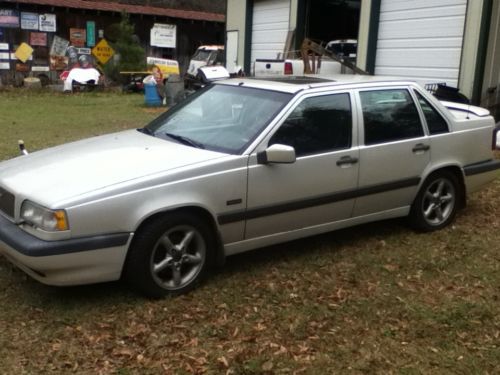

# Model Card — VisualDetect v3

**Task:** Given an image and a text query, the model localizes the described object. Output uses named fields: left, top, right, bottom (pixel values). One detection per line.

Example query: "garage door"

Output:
left=251, top=0, right=291, bottom=62
left=375, top=0, right=467, bottom=87
left=482, top=0, right=500, bottom=119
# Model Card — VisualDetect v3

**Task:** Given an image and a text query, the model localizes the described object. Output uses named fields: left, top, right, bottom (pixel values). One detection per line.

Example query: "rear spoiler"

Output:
left=440, top=101, right=491, bottom=117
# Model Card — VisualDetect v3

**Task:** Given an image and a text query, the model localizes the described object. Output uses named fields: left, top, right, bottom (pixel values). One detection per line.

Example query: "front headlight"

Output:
left=20, top=201, right=69, bottom=232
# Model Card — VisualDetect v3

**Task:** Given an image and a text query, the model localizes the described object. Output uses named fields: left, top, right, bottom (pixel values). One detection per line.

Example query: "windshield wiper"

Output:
left=165, top=132, right=205, bottom=149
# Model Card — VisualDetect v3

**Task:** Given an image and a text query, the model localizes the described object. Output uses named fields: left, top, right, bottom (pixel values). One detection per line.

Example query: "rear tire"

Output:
left=410, top=171, right=460, bottom=232
left=124, top=212, right=214, bottom=298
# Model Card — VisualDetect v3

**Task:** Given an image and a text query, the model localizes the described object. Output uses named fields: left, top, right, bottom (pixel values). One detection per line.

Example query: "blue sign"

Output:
left=86, top=21, right=95, bottom=47
left=21, top=12, right=39, bottom=30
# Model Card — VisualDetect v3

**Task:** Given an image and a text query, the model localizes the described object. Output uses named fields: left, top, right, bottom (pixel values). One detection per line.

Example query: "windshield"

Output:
left=191, top=49, right=212, bottom=61
left=145, top=84, right=292, bottom=154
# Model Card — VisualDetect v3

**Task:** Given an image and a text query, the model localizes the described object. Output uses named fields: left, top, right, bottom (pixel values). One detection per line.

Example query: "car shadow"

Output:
left=216, top=217, right=408, bottom=278
left=1, top=263, right=137, bottom=307
left=4, top=217, right=409, bottom=306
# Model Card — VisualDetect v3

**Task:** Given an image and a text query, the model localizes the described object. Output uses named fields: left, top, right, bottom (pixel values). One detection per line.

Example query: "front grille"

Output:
left=0, top=186, right=15, bottom=219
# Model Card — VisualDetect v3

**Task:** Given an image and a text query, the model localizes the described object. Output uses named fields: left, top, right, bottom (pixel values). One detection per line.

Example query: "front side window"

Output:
left=415, top=91, right=449, bottom=135
left=269, top=93, right=352, bottom=157
left=146, top=84, right=292, bottom=154
left=360, top=89, right=424, bottom=145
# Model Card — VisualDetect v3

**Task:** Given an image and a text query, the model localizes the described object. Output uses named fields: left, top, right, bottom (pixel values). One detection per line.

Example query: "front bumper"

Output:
left=0, top=214, right=132, bottom=286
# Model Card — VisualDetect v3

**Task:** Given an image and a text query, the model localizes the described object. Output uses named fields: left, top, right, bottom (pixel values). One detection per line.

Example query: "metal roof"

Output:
left=2, top=0, right=225, bottom=22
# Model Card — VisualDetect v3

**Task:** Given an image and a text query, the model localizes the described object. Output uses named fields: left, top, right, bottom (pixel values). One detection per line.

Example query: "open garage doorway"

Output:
left=297, top=0, right=361, bottom=58
left=305, top=0, right=360, bottom=42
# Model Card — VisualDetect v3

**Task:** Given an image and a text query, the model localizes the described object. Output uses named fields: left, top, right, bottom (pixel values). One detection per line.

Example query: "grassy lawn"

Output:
left=0, top=90, right=499, bottom=374
left=0, top=90, right=162, bottom=160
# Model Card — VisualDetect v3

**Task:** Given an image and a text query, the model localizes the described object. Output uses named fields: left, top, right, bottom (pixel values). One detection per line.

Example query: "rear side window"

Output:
left=360, top=89, right=424, bottom=145
left=415, top=91, right=449, bottom=134
left=269, top=93, right=352, bottom=157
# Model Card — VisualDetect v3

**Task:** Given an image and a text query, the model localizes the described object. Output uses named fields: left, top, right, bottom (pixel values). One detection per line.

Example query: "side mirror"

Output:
left=257, top=144, right=296, bottom=164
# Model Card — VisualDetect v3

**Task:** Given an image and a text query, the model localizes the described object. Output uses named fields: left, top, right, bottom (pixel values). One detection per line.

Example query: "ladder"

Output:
left=300, top=38, right=368, bottom=76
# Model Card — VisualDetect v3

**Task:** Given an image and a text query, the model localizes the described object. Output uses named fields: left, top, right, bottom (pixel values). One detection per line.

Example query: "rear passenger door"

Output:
left=353, top=88, right=430, bottom=217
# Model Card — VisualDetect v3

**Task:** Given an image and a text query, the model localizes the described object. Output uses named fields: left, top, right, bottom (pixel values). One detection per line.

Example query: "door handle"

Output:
left=412, top=143, right=430, bottom=153
left=336, top=156, right=359, bottom=167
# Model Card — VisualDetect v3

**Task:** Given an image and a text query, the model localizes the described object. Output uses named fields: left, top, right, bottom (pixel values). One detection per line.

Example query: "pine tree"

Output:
left=104, top=12, right=146, bottom=82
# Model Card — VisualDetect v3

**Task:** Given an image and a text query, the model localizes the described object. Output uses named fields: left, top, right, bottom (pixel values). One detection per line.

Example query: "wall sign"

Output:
left=0, top=9, right=20, bottom=28
left=50, top=35, right=69, bottom=56
left=30, top=32, right=47, bottom=46
left=86, top=21, right=96, bottom=47
left=16, top=63, right=30, bottom=72
left=32, top=66, right=50, bottom=72
left=77, top=48, right=91, bottom=55
left=21, top=12, right=39, bottom=30
left=150, top=23, right=176, bottom=48
left=39, top=13, right=56, bottom=32
left=0, top=40, right=9, bottom=70
left=70, top=28, right=86, bottom=47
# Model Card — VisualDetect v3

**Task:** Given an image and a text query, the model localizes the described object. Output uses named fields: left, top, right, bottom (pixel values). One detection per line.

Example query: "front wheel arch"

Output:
left=122, top=206, right=225, bottom=273
left=123, top=209, right=221, bottom=297
left=121, top=206, right=225, bottom=279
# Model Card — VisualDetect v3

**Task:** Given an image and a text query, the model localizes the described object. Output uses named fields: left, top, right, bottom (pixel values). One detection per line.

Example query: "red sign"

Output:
left=70, top=28, right=86, bottom=47
left=30, top=32, right=47, bottom=46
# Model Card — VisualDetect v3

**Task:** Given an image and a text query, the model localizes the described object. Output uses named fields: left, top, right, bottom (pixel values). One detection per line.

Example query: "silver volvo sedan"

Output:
left=1, top=76, right=499, bottom=297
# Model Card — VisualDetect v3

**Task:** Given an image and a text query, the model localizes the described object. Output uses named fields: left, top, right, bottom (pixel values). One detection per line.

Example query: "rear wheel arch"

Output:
left=421, top=165, right=466, bottom=208
left=410, top=167, right=465, bottom=231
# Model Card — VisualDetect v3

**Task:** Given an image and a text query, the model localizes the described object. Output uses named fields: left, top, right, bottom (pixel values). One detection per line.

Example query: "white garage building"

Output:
left=225, top=0, right=500, bottom=117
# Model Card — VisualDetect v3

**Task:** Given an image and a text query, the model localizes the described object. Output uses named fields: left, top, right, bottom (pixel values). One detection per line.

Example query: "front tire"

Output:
left=410, top=171, right=460, bottom=232
left=124, top=212, right=214, bottom=298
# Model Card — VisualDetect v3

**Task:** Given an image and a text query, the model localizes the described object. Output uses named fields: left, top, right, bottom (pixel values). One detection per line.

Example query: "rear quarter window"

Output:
left=414, top=91, right=449, bottom=134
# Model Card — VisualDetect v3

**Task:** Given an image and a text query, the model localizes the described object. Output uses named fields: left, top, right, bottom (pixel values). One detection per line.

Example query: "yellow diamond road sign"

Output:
left=15, top=42, right=34, bottom=63
left=92, top=39, right=115, bottom=65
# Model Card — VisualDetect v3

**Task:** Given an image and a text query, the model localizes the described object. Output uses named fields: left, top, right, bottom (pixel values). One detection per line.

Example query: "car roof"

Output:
left=327, top=39, right=357, bottom=44
left=197, top=45, right=224, bottom=50
left=217, top=75, right=419, bottom=94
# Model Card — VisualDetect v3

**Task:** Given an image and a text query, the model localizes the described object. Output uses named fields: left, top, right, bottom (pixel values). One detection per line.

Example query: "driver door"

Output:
left=245, top=92, right=359, bottom=239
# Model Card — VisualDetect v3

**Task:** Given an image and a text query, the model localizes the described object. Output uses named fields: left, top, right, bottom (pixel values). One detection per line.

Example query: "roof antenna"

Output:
left=18, top=140, right=29, bottom=155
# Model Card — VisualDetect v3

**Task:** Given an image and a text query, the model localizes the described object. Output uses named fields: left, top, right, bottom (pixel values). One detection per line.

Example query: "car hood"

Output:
left=0, top=129, right=226, bottom=206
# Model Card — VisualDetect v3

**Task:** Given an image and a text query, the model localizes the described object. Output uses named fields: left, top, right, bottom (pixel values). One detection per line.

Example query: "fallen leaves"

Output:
left=217, top=355, right=229, bottom=368
left=1, top=165, right=500, bottom=373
